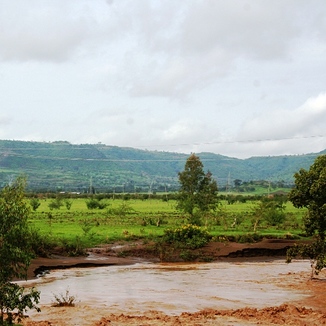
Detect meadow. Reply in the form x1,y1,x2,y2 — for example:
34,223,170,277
28,195,307,253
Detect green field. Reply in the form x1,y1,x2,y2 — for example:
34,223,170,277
28,196,307,250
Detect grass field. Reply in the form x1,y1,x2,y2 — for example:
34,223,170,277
28,196,307,250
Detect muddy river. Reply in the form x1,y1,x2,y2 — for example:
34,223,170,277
22,259,311,315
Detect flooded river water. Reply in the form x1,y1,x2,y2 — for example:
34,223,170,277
23,259,311,315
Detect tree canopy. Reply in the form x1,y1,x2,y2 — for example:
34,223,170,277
288,155,326,240
177,154,218,221
287,155,326,274
0,177,40,325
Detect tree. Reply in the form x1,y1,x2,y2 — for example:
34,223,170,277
177,154,218,224
0,177,40,325
287,155,326,275
29,198,41,211
250,197,286,232
234,179,242,188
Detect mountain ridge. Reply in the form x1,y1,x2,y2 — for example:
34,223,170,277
0,139,324,192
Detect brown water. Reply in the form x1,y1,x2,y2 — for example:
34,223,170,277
22,260,311,315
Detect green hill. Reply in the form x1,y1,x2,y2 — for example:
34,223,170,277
0,140,323,192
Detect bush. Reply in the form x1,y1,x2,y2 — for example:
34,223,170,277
29,228,57,257
30,198,41,211
0,283,40,325
163,224,211,249
52,289,76,307
48,198,64,210
86,198,108,210
107,202,134,216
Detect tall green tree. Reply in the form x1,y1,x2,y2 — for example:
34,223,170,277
0,177,40,325
177,154,218,223
287,155,326,275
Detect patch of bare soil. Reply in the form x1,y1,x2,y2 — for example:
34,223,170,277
22,240,326,326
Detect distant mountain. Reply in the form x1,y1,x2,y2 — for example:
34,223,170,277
0,140,324,192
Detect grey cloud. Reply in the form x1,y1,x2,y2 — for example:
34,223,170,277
123,1,326,99
0,115,12,126
0,2,92,62
179,1,301,59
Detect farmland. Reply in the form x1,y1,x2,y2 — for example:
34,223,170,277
28,194,307,253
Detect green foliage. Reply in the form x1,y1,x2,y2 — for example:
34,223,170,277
250,198,286,231
163,224,211,249
107,202,134,216
86,198,108,210
28,227,57,257
64,199,72,210
179,249,198,261
234,233,262,243
177,154,218,220
0,177,32,282
287,237,326,277
29,198,41,211
80,219,93,235
59,236,86,257
288,155,326,239
0,177,40,325
287,155,326,273
48,197,64,210
0,283,40,325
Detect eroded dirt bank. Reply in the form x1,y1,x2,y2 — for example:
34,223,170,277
22,239,325,326
27,239,307,279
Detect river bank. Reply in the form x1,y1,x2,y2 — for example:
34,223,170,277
19,238,326,325
27,238,305,279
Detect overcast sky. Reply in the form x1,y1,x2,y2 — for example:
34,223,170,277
1,0,326,159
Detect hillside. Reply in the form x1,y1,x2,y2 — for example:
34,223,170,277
0,140,323,192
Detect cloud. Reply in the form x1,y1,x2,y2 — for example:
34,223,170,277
0,1,131,63
0,115,11,126
238,92,326,140
218,92,326,157
0,1,93,62
122,1,326,99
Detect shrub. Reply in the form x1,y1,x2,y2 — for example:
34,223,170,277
86,198,108,210
52,289,76,307
48,198,64,210
64,199,72,210
107,202,134,216
0,283,40,325
30,198,41,211
163,224,211,249
29,228,57,257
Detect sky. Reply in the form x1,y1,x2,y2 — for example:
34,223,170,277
1,0,326,159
